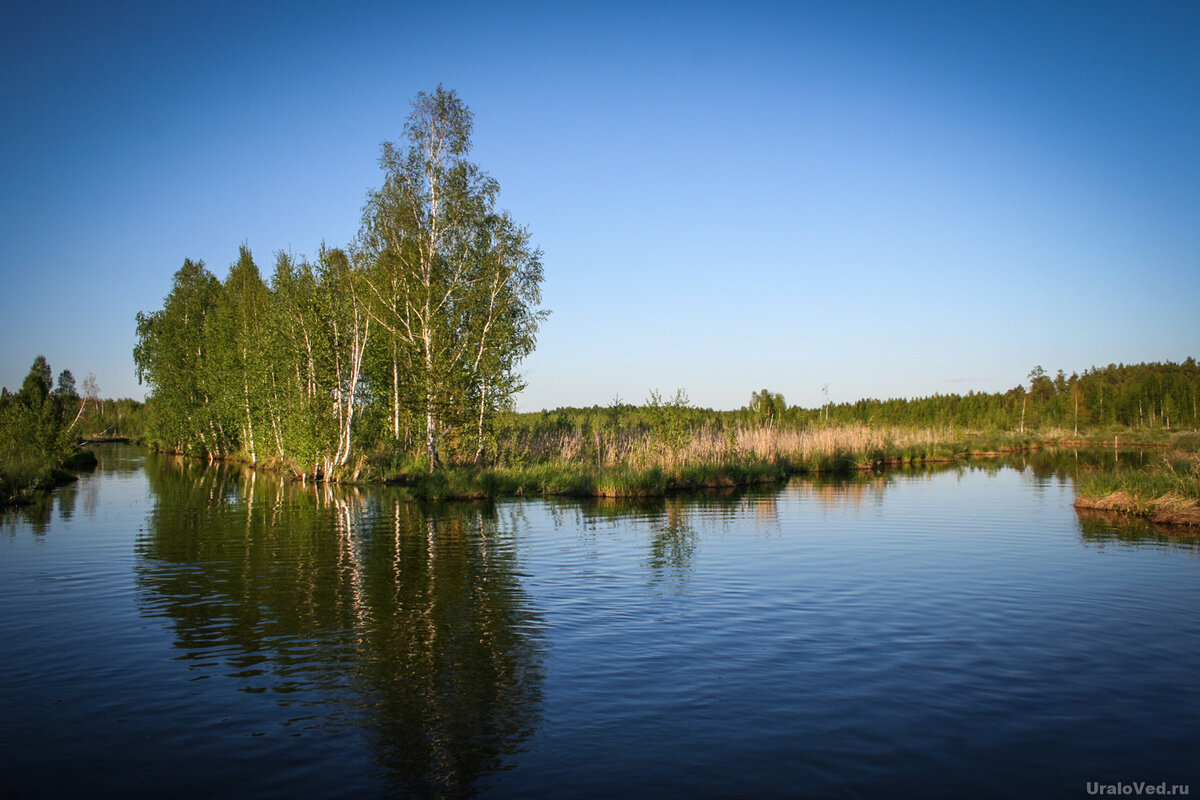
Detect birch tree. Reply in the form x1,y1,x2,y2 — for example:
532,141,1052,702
357,86,544,470
211,245,270,464
460,211,545,464
134,259,223,455
316,245,370,472
133,87,545,476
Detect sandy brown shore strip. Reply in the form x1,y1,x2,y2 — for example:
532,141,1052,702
1074,491,1200,526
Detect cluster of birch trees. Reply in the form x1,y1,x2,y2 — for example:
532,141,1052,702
134,88,544,476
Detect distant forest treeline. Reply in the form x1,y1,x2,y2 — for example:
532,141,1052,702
505,360,1200,439
802,361,1200,433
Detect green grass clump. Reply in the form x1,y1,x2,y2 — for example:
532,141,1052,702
594,466,665,497
392,460,796,500
0,452,90,506
1,456,48,505
802,452,859,474
1076,453,1200,506
401,463,601,500
1168,432,1200,453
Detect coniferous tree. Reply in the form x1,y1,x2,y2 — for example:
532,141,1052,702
20,356,53,406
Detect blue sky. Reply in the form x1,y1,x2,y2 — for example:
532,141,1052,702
2,0,1197,411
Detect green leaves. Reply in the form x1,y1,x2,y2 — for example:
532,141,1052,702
357,87,544,469
1,355,87,479
135,258,222,454
134,88,546,475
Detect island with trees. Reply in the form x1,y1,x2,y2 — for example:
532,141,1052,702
5,88,1198,524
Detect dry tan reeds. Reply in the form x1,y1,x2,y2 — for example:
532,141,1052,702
1074,490,1200,526
496,423,958,473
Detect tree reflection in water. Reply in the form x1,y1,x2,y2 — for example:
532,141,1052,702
136,453,545,797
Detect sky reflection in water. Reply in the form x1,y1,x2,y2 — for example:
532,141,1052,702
1,445,1197,798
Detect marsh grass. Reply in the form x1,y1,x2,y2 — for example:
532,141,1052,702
1077,453,1200,502
0,452,93,506
494,423,1035,474
364,422,1057,499
1168,432,1200,452
1075,452,1200,525
0,455,53,505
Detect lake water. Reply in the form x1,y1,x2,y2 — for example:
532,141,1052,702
2,445,1198,798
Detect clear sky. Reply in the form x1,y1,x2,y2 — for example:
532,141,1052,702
2,0,1197,411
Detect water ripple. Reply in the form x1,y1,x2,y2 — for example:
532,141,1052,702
2,446,1198,798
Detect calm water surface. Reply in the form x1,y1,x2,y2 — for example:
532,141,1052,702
2,445,1198,798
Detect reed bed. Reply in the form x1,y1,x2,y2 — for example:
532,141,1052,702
489,422,1016,475
1073,450,1200,526
1074,451,1200,526
358,422,1051,499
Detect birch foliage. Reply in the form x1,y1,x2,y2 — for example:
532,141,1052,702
357,86,544,469
134,87,544,477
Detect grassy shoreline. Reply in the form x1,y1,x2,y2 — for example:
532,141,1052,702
365,431,1126,501
0,449,98,507
1073,447,1200,527
375,429,1200,517
145,426,1198,505
15,429,1198,526
1073,493,1200,527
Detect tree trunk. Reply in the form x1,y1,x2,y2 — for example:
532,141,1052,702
267,366,286,462
242,360,256,465
422,304,440,470
392,351,401,442
336,315,369,468
425,405,440,471
474,380,488,466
